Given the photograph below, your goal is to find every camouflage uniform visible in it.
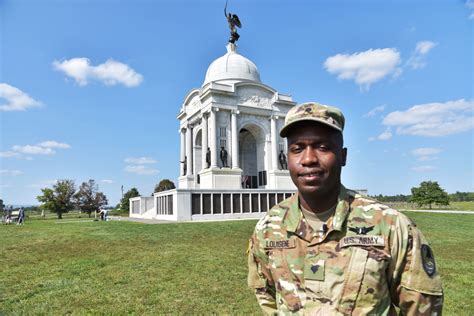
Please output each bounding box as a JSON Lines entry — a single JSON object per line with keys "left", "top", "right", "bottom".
{"left": 248, "top": 186, "right": 443, "bottom": 315}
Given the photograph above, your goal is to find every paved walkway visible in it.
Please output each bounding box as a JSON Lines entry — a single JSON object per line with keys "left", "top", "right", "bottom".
{"left": 110, "top": 216, "right": 173, "bottom": 224}
{"left": 402, "top": 209, "right": 474, "bottom": 214}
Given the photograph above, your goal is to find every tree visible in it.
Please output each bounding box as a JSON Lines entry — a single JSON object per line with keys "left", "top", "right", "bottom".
{"left": 119, "top": 188, "right": 140, "bottom": 212}
{"left": 74, "top": 179, "right": 108, "bottom": 218}
{"left": 410, "top": 181, "right": 450, "bottom": 209}
{"left": 37, "top": 179, "right": 76, "bottom": 219}
{"left": 154, "top": 179, "right": 176, "bottom": 194}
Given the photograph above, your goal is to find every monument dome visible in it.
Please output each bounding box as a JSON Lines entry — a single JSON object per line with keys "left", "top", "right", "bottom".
{"left": 203, "top": 44, "right": 261, "bottom": 86}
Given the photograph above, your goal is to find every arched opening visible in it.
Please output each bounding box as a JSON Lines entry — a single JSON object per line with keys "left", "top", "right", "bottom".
{"left": 239, "top": 124, "right": 266, "bottom": 189}
{"left": 194, "top": 129, "right": 202, "bottom": 185}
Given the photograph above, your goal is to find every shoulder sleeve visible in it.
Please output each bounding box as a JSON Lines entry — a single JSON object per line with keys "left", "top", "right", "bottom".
{"left": 389, "top": 213, "right": 443, "bottom": 315}
{"left": 247, "top": 221, "right": 278, "bottom": 315}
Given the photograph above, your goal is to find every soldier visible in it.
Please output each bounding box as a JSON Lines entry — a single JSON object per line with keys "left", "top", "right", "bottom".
{"left": 247, "top": 102, "right": 443, "bottom": 315}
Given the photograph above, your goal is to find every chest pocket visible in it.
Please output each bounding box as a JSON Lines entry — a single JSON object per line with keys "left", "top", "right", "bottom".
{"left": 337, "top": 246, "right": 390, "bottom": 314}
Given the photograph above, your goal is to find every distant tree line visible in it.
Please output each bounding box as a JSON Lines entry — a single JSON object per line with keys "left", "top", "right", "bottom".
{"left": 372, "top": 191, "right": 474, "bottom": 203}
{"left": 370, "top": 181, "right": 473, "bottom": 210}
{"left": 37, "top": 179, "right": 108, "bottom": 219}
{"left": 448, "top": 191, "right": 474, "bottom": 202}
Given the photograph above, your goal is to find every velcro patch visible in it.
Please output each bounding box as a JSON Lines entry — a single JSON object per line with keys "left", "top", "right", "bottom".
{"left": 340, "top": 235, "right": 385, "bottom": 248}
{"left": 421, "top": 244, "right": 436, "bottom": 277}
{"left": 265, "top": 239, "right": 296, "bottom": 249}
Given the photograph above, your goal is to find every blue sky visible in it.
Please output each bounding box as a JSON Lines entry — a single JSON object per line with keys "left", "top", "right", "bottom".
{"left": 1, "top": 0, "right": 473, "bottom": 206}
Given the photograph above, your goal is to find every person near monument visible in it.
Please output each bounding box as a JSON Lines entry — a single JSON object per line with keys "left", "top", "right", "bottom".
{"left": 279, "top": 149, "right": 287, "bottom": 170}
{"left": 206, "top": 147, "right": 211, "bottom": 168}
{"left": 220, "top": 146, "right": 228, "bottom": 168}
{"left": 17, "top": 207, "right": 25, "bottom": 225}
{"left": 247, "top": 102, "right": 443, "bottom": 314}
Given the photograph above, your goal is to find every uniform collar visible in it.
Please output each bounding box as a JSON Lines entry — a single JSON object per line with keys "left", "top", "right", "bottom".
{"left": 282, "top": 185, "right": 352, "bottom": 240}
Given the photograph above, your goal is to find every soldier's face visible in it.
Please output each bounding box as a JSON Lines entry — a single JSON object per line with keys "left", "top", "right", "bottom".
{"left": 287, "top": 122, "right": 346, "bottom": 198}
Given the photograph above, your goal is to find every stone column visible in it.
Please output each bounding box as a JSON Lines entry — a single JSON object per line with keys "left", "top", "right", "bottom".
{"left": 201, "top": 113, "right": 208, "bottom": 169}
{"left": 210, "top": 108, "right": 218, "bottom": 168}
{"left": 180, "top": 128, "right": 185, "bottom": 176}
{"left": 231, "top": 110, "right": 239, "bottom": 169}
{"left": 270, "top": 115, "right": 279, "bottom": 170}
{"left": 186, "top": 124, "right": 193, "bottom": 176}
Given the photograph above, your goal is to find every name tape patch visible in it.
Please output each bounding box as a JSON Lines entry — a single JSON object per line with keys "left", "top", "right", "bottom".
{"left": 265, "top": 239, "right": 296, "bottom": 249}
{"left": 340, "top": 235, "right": 385, "bottom": 248}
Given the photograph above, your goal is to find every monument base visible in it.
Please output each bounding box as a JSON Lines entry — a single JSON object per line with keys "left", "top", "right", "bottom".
{"left": 199, "top": 167, "right": 243, "bottom": 189}
{"left": 268, "top": 169, "right": 295, "bottom": 190}
{"left": 178, "top": 175, "right": 195, "bottom": 189}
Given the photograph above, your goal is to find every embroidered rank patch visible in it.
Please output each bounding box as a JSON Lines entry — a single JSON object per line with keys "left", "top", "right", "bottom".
{"left": 339, "top": 235, "right": 385, "bottom": 248}
{"left": 264, "top": 239, "right": 296, "bottom": 249}
{"left": 304, "top": 259, "right": 325, "bottom": 281}
{"left": 421, "top": 244, "right": 436, "bottom": 277}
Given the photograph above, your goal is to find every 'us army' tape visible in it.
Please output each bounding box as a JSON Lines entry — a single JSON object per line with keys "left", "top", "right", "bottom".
{"left": 339, "top": 235, "right": 385, "bottom": 248}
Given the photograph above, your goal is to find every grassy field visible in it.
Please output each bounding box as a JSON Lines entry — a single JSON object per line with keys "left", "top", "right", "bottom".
{"left": 1, "top": 213, "right": 473, "bottom": 315}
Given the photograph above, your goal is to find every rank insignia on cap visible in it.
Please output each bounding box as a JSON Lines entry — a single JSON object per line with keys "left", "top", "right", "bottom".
{"left": 421, "top": 244, "right": 436, "bottom": 277}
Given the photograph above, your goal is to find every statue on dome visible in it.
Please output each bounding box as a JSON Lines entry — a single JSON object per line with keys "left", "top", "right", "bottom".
{"left": 224, "top": 0, "right": 241, "bottom": 44}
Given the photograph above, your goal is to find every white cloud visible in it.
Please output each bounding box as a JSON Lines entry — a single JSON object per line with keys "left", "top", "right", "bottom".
{"left": 124, "top": 165, "right": 159, "bottom": 175}
{"left": 53, "top": 58, "right": 143, "bottom": 87}
{"left": 0, "top": 169, "right": 24, "bottom": 176}
{"left": 0, "top": 151, "right": 20, "bottom": 158}
{"left": 364, "top": 105, "right": 386, "bottom": 117}
{"left": 406, "top": 41, "right": 438, "bottom": 69}
{"left": 466, "top": 0, "right": 474, "bottom": 9}
{"left": 377, "top": 129, "right": 393, "bottom": 141}
{"left": 415, "top": 41, "right": 437, "bottom": 55}
{"left": 37, "top": 141, "right": 71, "bottom": 149}
{"left": 411, "top": 165, "right": 435, "bottom": 172}
{"left": 324, "top": 48, "right": 401, "bottom": 90}
{"left": 101, "top": 179, "right": 114, "bottom": 184}
{"left": 1, "top": 140, "right": 71, "bottom": 159}
{"left": 383, "top": 99, "right": 474, "bottom": 137}
{"left": 125, "top": 157, "right": 157, "bottom": 164}
{"left": 470, "top": 12, "right": 474, "bottom": 19}
{"left": 369, "top": 128, "right": 392, "bottom": 141}
{"left": 411, "top": 147, "right": 442, "bottom": 161}
{"left": 12, "top": 145, "right": 55, "bottom": 155}
{"left": 0, "top": 83, "right": 42, "bottom": 112}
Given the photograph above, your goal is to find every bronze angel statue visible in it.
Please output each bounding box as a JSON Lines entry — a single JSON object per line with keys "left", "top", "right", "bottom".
{"left": 224, "top": 0, "right": 241, "bottom": 43}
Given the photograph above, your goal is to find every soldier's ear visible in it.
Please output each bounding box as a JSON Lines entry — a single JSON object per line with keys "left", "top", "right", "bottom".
{"left": 341, "top": 148, "right": 347, "bottom": 166}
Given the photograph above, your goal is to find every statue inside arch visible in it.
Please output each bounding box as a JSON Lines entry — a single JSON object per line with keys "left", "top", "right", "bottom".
{"left": 220, "top": 146, "right": 229, "bottom": 168}
{"left": 279, "top": 150, "right": 288, "bottom": 170}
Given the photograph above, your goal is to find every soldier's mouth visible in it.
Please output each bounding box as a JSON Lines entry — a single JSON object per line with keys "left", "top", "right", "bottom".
{"left": 299, "top": 170, "right": 325, "bottom": 181}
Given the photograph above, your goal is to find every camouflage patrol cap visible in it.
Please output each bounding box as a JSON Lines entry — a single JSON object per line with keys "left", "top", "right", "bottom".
{"left": 280, "top": 102, "right": 345, "bottom": 137}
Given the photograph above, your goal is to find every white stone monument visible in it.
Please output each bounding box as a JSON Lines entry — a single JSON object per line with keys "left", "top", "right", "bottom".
{"left": 130, "top": 43, "right": 298, "bottom": 221}
{"left": 178, "top": 43, "right": 296, "bottom": 191}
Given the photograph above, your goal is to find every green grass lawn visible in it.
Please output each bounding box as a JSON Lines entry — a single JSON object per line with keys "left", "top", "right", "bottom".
{"left": 1, "top": 213, "right": 473, "bottom": 315}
